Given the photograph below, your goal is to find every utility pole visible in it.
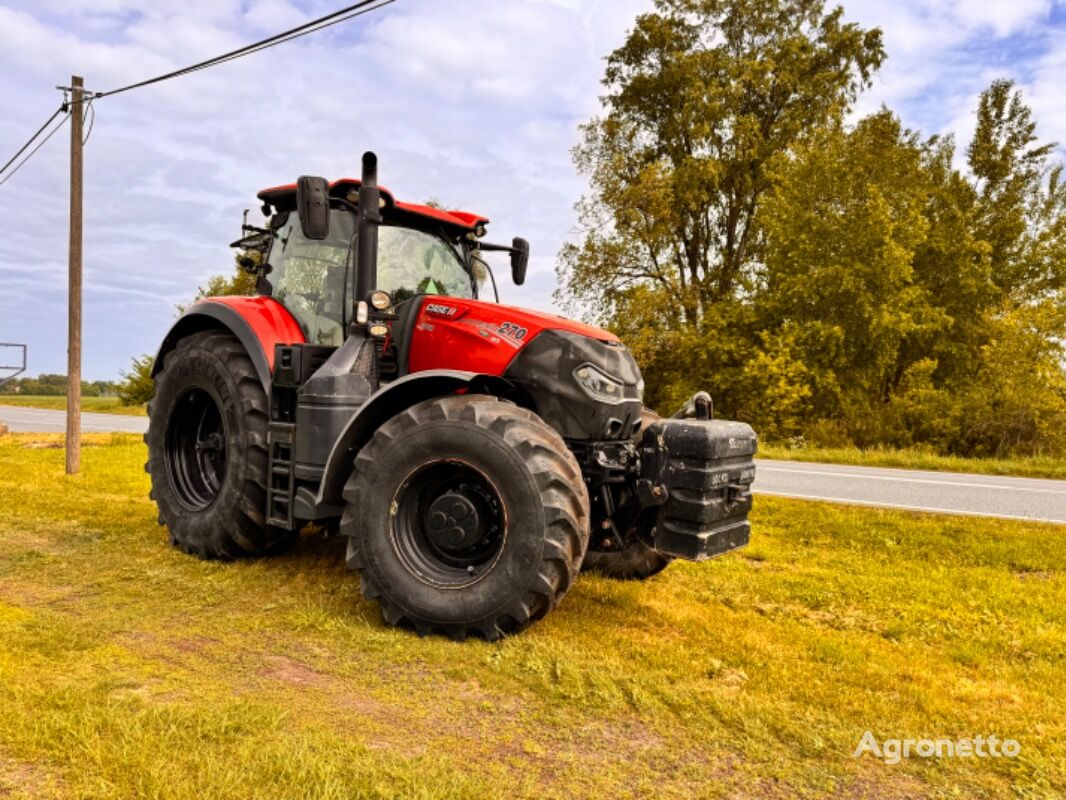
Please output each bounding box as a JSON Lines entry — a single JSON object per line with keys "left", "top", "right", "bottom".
{"left": 65, "top": 76, "right": 84, "bottom": 475}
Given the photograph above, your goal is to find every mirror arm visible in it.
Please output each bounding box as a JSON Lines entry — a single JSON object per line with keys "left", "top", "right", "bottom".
{"left": 476, "top": 241, "right": 519, "bottom": 254}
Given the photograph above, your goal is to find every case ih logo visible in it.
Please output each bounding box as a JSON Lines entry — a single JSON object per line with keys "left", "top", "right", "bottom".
{"left": 425, "top": 303, "right": 458, "bottom": 317}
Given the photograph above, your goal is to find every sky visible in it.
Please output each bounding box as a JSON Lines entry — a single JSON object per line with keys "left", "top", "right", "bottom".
{"left": 0, "top": 0, "right": 1064, "bottom": 380}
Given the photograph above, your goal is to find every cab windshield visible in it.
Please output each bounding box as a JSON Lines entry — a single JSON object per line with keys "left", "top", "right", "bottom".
{"left": 378, "top": 226, "right": 475, "bottom": 302}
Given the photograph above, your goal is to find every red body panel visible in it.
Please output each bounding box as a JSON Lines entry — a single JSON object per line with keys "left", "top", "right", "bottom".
{"left": 257, "top": 178, "right": 489, "bottom": 234}
{"left": 202, "top": 296, "right": 305, "bottom": 369}
{"left": 407, "top": 297, "right": 618, "bottom": 376}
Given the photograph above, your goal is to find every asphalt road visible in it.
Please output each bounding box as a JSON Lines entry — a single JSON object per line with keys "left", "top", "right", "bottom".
{"left": 754, "top": 460, "right": 1066, "bottom": 525}
{"left": 3, "top": 404, "right": 1064, "bottom": 524}
{"left": 0, "top": 405, "right": 149, "bottom": 434}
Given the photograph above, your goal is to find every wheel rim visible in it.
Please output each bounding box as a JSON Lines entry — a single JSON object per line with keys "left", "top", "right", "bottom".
{"left": 165, "top": 386, "right": 227, "bottom": 511}
{"left": 391, "top": 460, "right": 507, "bottom": 588}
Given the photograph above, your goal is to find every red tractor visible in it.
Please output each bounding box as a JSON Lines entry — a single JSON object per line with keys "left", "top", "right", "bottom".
{"left": 146, "top": 153, "right": 756, "bottom": 640}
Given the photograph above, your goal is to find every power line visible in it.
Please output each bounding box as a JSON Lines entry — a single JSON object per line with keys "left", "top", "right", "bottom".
{"left": 98, "top": 0, "right": 395, "bottom": 98}
{"left": 0, "top": 105, "right": 65, "bottom": 179}
{"left": 170, "top": 1, "right": 396, "bottom": 80}
{"left": 0, "top": 110, "right": 70, "bottom": 187}
{"left": 0, "top": 0, "right": 395, "bottom": 188}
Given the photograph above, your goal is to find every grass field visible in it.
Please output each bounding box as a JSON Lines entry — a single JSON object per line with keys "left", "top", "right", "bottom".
{"left": 0, "top": 433, "right": 1063, "bottom": 799}
{"left": 758, "top": 443, "right": 1066, "bottom": 481}
{"left": 0, "top": 396, "right": 146, "bottom": 416}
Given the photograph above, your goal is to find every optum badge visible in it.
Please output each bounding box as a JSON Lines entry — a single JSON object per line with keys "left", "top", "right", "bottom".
{"left": 853, "top": 731, "right": 1021, "bottom": 765}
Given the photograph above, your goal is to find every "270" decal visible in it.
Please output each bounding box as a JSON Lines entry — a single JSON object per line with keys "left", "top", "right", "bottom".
{"left": 498, "top": 322, "right": 528, "bottom": 341}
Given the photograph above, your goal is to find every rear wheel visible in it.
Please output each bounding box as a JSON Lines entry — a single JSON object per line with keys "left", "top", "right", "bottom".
{"left": 342, "top": 394, "right": 589, "bottom": 641}
{"left": 582, "top": 407, "right": 672, "bottom": 580}
{"left": 146, "top": 331, "right": 294, "bottom": 559}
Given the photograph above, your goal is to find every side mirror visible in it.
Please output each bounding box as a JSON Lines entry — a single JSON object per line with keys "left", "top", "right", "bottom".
{"left": 510, "top": 237, "right": 529, "bottom": 286}
{"left": 296, "top": 175, "right": 330, "bottom": 240}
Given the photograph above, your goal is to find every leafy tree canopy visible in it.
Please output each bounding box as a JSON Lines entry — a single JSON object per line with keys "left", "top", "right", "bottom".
{"left": 560, "top": 0, "right": 1066, "bottom": 457}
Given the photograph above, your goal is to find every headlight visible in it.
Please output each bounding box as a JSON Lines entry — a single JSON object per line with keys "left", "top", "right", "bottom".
{"left": 574, "top": 364, "right": 623, "bottom": 402}
{"left": 368, "top": 290, "right": 392, "bottom": 310}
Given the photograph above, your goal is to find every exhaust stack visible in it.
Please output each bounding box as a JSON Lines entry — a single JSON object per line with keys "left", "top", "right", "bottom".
{"left": 354, "top": 151, "right": 381, "bottom": 307}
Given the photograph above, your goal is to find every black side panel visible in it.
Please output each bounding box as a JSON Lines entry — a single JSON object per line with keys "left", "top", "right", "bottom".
{"left": 152, "top": 305, "right": 272, "bottom": 392}
{"left": 504, "top": 330, "right": 643, "bottom": 441}
{"left": 394, "top": 295, "right": 426, "bottom": 376}
{"left": 294, "top": 334, "right": 377, "bottom": 471}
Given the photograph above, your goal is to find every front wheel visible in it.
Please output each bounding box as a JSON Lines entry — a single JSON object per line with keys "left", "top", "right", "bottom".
{"left": 341, "top": 395, "right": 590, "bottom": 641}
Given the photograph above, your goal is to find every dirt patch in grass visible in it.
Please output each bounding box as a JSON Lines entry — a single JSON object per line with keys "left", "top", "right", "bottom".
{"left": 1013, "top": 569, "right": 1055, "bottom": 581}
{"left": 264, "top": 654, "right": 329, "bottom": 687}
{"left": 0, "top": 753, "right": 64, "bottom": 799}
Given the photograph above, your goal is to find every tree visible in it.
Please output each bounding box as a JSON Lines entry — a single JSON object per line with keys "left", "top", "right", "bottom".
{"left": 751, "top": 88, "right": 1066, "bottom": 454}
{"left": 0, "top": 374, "right": 119, "bottom": 397}
{"left": 557, "top": 0, "right": 884, "bottom": 416}
{"left": 179, "top": 250, "right": 258, "bottom": 312}
{"left": 562, "top": 5, "right": 1066, "bottom": 457}
{"left": 758, "top": 110, "right": 942, "bottom": 418}
{"left": 117, "top": 355, "right": 155, "bottom": 406}
{"left": 559, "top": 0, "right": 884, "bottom": 318}
{"left": 968, "top": 79, "right": 1065, "bottom": 299}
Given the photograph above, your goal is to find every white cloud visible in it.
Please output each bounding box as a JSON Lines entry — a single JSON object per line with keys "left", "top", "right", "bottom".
{"left": 845, "top": 0, "right": 1065, "bottom": 168}
{"left": 949, "top": 0, "right": 1053, "bottom": 36}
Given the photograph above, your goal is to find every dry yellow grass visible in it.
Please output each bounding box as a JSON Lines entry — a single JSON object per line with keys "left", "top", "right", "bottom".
{"left": 0, "top": 432, "right": 1063, "bottom": 798}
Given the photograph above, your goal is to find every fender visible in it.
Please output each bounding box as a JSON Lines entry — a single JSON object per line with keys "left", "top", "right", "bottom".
{"left": 152, "top": 297, "right": 305, "bottom": 391}
{"left": 316, "top": 369, "right": 521, "bottom": 507}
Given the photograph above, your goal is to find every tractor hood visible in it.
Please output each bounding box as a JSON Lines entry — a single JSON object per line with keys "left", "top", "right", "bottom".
{"left": 406, "top": 296, "right": 621, "bottom": 377}
{"left": 488, "top": 302, "right": 619, "bottom": 343}
{"left": 457, "top": 299, "right": 620, "bottom": 344}
{"left": 404, "top": 296, "right": 641, "bottom": 441}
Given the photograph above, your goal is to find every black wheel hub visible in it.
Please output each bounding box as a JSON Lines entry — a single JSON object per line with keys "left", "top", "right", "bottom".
{"left": 425, "top": 492, "right": 484, "bottom": 552}
{"left": 165, "top": 387, "right": 227, "bottom": 511}
{"left": 392, "top": 461, "right": 506, "bottom": 587}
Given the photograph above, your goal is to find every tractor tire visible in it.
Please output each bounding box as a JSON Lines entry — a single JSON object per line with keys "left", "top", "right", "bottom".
{"left": 146, "top": 330, "right": 294, "bottom": 560}
{"left": 341, "top": 394, "right": 589, "bottom": 641}
{"left": 582, "top": 407, "right": 672, "bottom": 580}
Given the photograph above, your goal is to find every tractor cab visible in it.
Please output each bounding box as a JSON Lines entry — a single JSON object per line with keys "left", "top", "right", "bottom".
{"left": 242, "top": 177, "right": 520, "bottom": 349}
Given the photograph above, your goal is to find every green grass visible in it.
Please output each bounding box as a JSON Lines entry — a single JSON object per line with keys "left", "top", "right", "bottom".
{"left": 0, "top": 433, "right": 1063, "bottom": 799}
{"left": 759, "top": 442, "right": 1066, "bottom": 481}
{"left": 0, "top": 395, "right": 146, "bottom": 416}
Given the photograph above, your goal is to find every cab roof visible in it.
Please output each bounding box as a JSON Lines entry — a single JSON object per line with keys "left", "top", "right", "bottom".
{"left": 257, "top": 178, "right": 489, "bottom": 235}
